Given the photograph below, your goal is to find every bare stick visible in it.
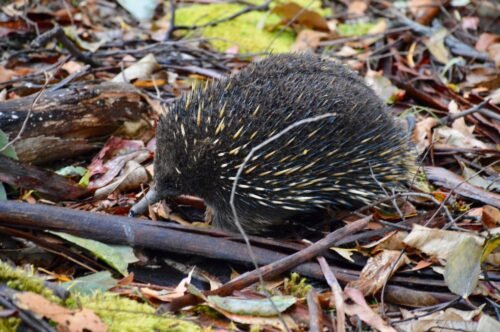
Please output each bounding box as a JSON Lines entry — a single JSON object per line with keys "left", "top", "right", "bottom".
{"left": 31, "top": 25, "right": 99, "bottom": 66}
{"left": 307, "top": 289, "right": 323, "bottom": 332}
{"left": 318, "top": 256, "right": 346, "bottom": 332}
{"left": 441, "top": 99, "right": 499, "bottom": 123}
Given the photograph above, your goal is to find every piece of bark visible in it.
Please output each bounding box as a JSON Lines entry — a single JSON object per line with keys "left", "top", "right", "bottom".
{"left": 0, "top": 82, "right": 149, "bottom": 164}
{"left": 0, "top": 154, "right": 87, "bottom": 200}
{"left": 425, "top": 166, "right": 500, "bottom": 208}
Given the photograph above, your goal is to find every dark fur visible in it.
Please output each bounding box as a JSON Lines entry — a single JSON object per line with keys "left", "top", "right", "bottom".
{"left": 155, "top": 54, "right": 412, "bottom": 233}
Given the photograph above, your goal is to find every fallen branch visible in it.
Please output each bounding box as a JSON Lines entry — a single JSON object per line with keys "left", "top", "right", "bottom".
{"left": 0, "top": 155, "right": 87, "bottom": 200}
{"left": 0, "top": 82, "right": 149, "bottom": 164}
{"left": 0, "top": 201, "right": 458, "bottom": 310}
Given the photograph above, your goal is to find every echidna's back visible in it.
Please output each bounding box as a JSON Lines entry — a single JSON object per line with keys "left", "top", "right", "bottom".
{"left": 158, "top": 54, "right": 412, "bottom": 232}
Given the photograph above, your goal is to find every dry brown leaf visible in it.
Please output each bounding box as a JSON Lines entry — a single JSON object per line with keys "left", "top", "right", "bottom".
{"left": 448, "top": 100, "right": 474, "bottom": 136}
{"left": 272, "top": 3, "right": 329, "bottom": 31}
{"left": 487, "top": 43, "right": 500, "bottom": 68}
{"left": 291, "top": 29, "right": 328, "bottom": 53}
{"left": 482, "top": 205, "right": 500, "bottom": 228}
{"left": 398, "top": 306, "right": 490, "bottom": 331}
{"left": 348, "top": 1, "right": 367, "bottom": 16}
{"left": 475, "top": 33, "right": 500, "bottom": 52}
{"left": 423, "top": 28, "right": 450, "bottom": 64}
{"left": 461, "top": 16, "right": 480, "bottom": 31}
{"left": 112, "top": 53, "right": 159, "bottom": 83}
{"left": 347, "top": 250, "right": 410, "bottom": 295}
{"left": 61, "top": 61, "right": 85, "bottom": 75}
{"left": 15, "top": 292, "right": 107, "bottom": 332}
{"left": 403, "top": 224, "right": 485, "bottom": 261}
{"left": 0, "top": 66, "right": 17, "bottom": 83}
{"left": 409, "top": 0, "right": 440, "bottom": 25}
{"left": 412, "top": 117, "right": 439, "bottom": 154}
{"left": 343, "top": 288, "right": 396, "bottom": 332}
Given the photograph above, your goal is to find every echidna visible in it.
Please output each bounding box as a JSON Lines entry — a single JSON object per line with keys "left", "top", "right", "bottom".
{"left": 131, "top": 54, "right": 414, "bottom": 233}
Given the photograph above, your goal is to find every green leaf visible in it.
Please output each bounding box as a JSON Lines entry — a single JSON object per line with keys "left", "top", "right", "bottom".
{"left": 0, "top": 129, "right": 17, "bottom": 160}
{"left": 207, "top": 295, "right": 296, "bottom": 317}
{"left": 62, "top": 271, "right": 117, "bottom": 295}
{"left": 51, "top": 232, "right": 138, "bottom": 276}
{"left": 444, "top": 237, "right": 482, "bottom": 298}
{"left": 56, "top": 166, "right": 87, "bottom": 177}
{"left": 482, "top": 235, "right": 500, "bottom": 263}
{"left": 0, "top": 183, "right": 6, "bottom": 200}
{"left": 78, "top": 170, "right": 91, "bottom": 187}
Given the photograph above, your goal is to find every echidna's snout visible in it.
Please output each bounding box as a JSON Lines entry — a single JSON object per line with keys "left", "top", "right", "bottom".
{"left": 128, "top": 185, "right": 178, "bottom": 217}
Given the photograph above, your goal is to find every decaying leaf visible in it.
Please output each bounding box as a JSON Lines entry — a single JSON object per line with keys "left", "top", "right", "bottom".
{"left": 409, "top": 0, "right": 441, "bottom": 25}
{"left": 412, "top": 117, "right": 439, "bottom": 154}
{"left": 347, "top": 250, "right": 410, "bottom": 295}
{"left": 112, "top": 53, "right": 160, "bottom": 83}
{"left": 347, "top": 1, "right": 367, "bottom": 17}
{"left": 397, "top": 306, "right": 494, "bottom": 332}
{"left": 272, "top": 2, "right": 329, "bottom": 31}
{"left": 205, "top": 295, "right": 297, "bottom": 330}
{"left": 364, "top": 70, "right": 404, "bottom": 104}
{"left": 343, "top": 288, "right": 396, "bottom": 332}
{"left": 423, "top": 29, "right": 450, "bottom": 64}
{"left": 16, "top": 292, "right": 107, "bottom": 332}
{"left": 403, "top": 224, "right": 485, "bottom": 261}
{"left": 207, "top": 295, "right": 296, "bottom": 317}
{"left": 444, "top": 237, "right": 483, "bottom": 297}
{"left": 291, "top": 29, "right": 328, "bottom": 53}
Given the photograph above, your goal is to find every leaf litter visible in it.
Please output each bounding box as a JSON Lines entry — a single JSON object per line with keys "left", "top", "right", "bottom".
{"left": 0, "top": 0, "right": 499, "bottom": 331}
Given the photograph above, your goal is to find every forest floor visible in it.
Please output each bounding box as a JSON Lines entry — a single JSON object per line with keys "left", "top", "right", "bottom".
{"left": 0, "top": 0, "right": 499, "bottom": 331}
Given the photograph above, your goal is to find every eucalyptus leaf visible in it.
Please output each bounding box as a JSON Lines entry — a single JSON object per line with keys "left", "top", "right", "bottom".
{"left": 62, "top": 271, "right": 117, "bottom": 295}
{"left": 0, "top": 183, "right": 6, "bottom": 200}
{"left": 52, "top": 232, "right": 138, "bottom": 276}
{"left": 207, "top": 295, "right": 296, "bottom": 317}
{"left": 0, "top": 129, "right": 17, "bottom": 160}
{"left": 444, "top": 237, "right": 482, "bottom": 297}
{"left": 56, "top": 166, "right": 87, "bottom": 177}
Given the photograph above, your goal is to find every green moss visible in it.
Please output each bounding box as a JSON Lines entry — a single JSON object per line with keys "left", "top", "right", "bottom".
{"left": 174, "top": 0, "right": 330, "bottom": 53}
{"left": 0, "top": 316, "right": 19, "bottom": 332}
{"left": 283, "top": 273, "right": 312, "bottom": 298}
{"left": 0, "top": 261, "right": 200, "bottom": 331}
{"left": 76, "top": 293, "right": 201, "bottom": 332}
{"left": 338, "top": 22, "right": 376, "bottom": 36}
{"left": 0, "top": 261, "right": 61, "bottom": 330}
{"left": 0, "top": 261, "right": 61, "bottom": 304}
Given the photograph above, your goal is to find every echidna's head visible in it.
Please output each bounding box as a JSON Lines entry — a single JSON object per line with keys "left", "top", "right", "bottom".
{"left": 153, "top": 101, "right": 218, "bottom": 201}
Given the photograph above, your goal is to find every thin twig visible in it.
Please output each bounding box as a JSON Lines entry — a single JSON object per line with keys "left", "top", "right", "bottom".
{"left": 318, "top": 256, "right": 345, "bottom": 332}
{"left": 31, "top": 25, "right": 99, "bottom": 66}
{"left": 442, "top": 99, "right": 498, "bottom": 123}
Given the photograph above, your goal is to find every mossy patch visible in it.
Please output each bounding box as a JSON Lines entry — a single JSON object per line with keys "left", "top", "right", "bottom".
{"left": 0, "top": 260, "right": 61, "bottom": 304}
{"left": 75, "top": 293, "right": 202, "bottom": 332}
{"left": 0, "top": 261, "right": 200, "bottom": 331}
{"left": 174, "top": 0, "right": 331, "bottom": 53}
{"left": 338, "top": 22, "right": 376, "bottom": 36}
